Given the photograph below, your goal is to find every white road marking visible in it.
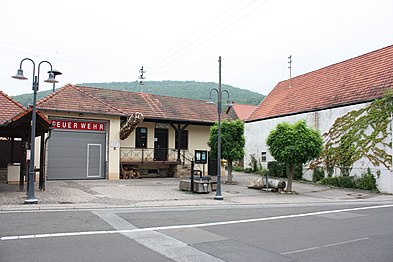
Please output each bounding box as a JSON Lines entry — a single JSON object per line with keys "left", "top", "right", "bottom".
{"left": 93, "top": 210, "right": 225, "bottom": 262}
{"left": 91, "top": 211, "right": 138, "bottom": 230}
{"left": 281, "top": 237, "right": 370, "bottom": 255}
{"left": 1, "top": 204, "right": 392, "bottom": 241}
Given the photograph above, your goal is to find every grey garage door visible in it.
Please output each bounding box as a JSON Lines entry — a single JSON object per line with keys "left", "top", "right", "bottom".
{"left": 47, "top": 130, "right": 106, "bottom": 180}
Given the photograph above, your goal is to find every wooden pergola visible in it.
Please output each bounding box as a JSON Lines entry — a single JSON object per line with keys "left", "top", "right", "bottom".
{"left": 0, "top": 108, "right": 51, "bottom": 190}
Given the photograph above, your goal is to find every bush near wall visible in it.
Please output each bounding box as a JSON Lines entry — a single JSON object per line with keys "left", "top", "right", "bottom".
{"left": 320, "top": 169, "right": 378, "bottom": 191}
{"left": 267, "top": 161, "right": 302, "bottom": 180}
{"left": 267, "top": 161, "right": 286, "bottom": 177}
{"left": 233, "top": 165, "right": 244, "bottom": 172}
{"left": 312, "top": 168, "right": 325, "bottom": 182}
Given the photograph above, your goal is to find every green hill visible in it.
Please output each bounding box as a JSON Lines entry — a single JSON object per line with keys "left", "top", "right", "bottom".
{"left": 13, "top": 81, "right": 264, "bottom": 107}
{"left": 13, "top": 89, "right": 54, "bottom": 107}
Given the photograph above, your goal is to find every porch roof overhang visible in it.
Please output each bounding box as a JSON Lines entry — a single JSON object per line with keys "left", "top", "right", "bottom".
{"left": 142, "top": 117, "right": 215, "bottom": 126}
{"left": 0, "top": 109, "right": 52, "bottom": 138}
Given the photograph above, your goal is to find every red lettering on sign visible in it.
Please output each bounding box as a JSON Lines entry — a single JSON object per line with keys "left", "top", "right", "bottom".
{"left": 51, "top": 120, "right": 105, "bottom": 131}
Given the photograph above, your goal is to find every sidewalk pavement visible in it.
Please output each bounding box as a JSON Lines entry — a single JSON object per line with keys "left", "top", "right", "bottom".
{"left": 1, "top": 172, "right": 392, "bottom": 211}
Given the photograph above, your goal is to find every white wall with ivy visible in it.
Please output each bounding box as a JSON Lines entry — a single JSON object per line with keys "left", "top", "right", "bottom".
{"left": 245, "top": 101, "right": 393, "bottom": 194}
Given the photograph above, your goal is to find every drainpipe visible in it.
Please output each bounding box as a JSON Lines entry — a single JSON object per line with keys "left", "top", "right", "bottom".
{"left": 42, "top": 129, "right": 52, "bottom": 191}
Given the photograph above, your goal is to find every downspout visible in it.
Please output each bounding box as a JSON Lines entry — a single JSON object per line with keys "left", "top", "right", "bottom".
{"left": 42, "top": 129, "right": 52, "bottom": 191}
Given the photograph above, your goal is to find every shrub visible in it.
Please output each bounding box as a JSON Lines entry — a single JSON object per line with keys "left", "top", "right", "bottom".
{"left": 249, "top": 154, "right": 259, "bottom": 172}
{"left": 355, "top": 174, "right": 377, "bottom": 190}
{"left": 233, "top": 165, "right": 244, "bottom": 172}
{"left": 267, "top": 161, "right": 286, "bottom": 177}
{"left": 312, "top": 168, "right": 325, "bottom": 182}
{"left": 320, "top": 169, "right": 378, "bottom": 191}
{"left": 293, "top": 163, "right": 303, "bottom": 180}
{"left": 355, "top": 168, "right": 378, "bottom": 191}
{"left": 320, "top": 176, "right": 355, "bottom": 188}
{"left": 338, "top": 176, "right": 356, "bottom": 188}
{"left": 255, "top": 166, "right": 268, "bottom": 177}
{"left": 267, "top": 161, "right": 303, "bottom": 180}
{"left": 244, "top": 167, "right": 253, "bottom": 173}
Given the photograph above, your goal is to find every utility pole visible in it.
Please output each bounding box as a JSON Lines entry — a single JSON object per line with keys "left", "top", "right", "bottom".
{"left": 139, "top": 66, "right": 146, "bottom": 93}
{"left": 215, "top": 56, "right": 223, "bottom": 200}
{"left": 288, "top": 55, "right": 292, "bottom": 87}
{"left": 206, "top": 56, "right": 232, "bottom": 200}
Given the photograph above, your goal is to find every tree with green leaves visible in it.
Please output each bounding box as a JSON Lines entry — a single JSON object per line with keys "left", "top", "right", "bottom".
{"left": 266, "top": 120, "right": 323, "bottom": 192}
{"left": 208, "top": 119, "right": 245, "bottom": 183}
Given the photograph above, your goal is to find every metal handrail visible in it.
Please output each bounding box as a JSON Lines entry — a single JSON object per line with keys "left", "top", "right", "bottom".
{"left": 120, "top": 147, "right": 204, "bottom": 171}
{"left": 120, "top": 147, "right": 179, "bottom": 163}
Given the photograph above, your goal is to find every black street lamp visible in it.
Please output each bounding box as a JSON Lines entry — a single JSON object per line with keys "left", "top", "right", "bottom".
{"left": 207, "top": 56, "right": 232, "bottom": 200}
{"left": 12, "top": 58, "right": 61, "bottom": 204}
{"left": 48, "top": 69, "right": 62, "bottom": 92}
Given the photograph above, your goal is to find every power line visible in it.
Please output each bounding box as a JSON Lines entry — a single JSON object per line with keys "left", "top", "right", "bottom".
{"left": 146, "top": 0, "right": 246, "bottom": 70}
{"left": 2, "top": 0, "right": 273, "bottom": 82}
{"left": 147, "top": 0, "right": 271, "bottom": 77}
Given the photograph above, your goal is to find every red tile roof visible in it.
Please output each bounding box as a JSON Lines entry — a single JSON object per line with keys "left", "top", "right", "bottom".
{"left": 0, "top": 90, "right": 26, "bottom": 125}
{"left": 228, "top": 103, "right": 257, "bottom": 121}
{"left": 0, "top": 90, "right": 51, "bottom": 137}
{"left": 247, "top": 44, "right": 393, "bottom": 122}
{"left": 37, "top": 84, "right": 231, "bottom": 124}
{"left": 37, "top": 84, "right": 124, "bottom": 116}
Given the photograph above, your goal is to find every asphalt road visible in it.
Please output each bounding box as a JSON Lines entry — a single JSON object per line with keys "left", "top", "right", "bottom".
{"left": 1, "top": 202, "right": 392, "bottom": 262}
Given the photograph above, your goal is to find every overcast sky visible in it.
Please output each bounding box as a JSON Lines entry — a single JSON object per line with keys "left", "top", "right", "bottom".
{"left": 1, "top": 0, "right": 392, "bottom": 97}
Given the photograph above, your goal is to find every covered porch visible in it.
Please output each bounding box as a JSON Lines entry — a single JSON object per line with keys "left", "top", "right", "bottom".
{"left": 0, "top": 109, "right": 51, "bottom": 189}
{"left": 119, "top": 147, "right": 196, "bottom": 178}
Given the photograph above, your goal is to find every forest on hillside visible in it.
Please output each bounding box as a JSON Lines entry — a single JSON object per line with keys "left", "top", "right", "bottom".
{"left": 13, "top": 80, "right": 264, "bottom": 106}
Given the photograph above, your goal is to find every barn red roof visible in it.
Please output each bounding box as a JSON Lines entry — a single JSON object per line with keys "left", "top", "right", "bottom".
{"left": 247, "top": 44, "right": 393, "bottom": 122}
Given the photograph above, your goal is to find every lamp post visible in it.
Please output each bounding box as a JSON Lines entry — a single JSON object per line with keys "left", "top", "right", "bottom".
{"left": 48, "top": 69, "right": 62, "bottom": 92}
{"left": 207, "top": 56, "right": 232, "bottom": 200}
{"left": 12, "top": 58, "right": 61, "bottom": 204}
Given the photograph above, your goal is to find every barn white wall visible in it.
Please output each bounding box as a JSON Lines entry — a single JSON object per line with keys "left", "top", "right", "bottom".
{"left": 245, "top": 102, "right": 393, "bottom": 194}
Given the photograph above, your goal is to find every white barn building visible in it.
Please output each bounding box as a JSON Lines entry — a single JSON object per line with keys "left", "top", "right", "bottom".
{"left": 245, "top": 45, "right": 393, "bottom": 194}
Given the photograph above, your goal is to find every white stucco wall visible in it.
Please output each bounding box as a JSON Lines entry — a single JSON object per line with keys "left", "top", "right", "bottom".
{"left": 107, "top": 116, "right": 121, "bottom": 180}
{"left": 245, "top": 102, "right": 393, "bottom": 194}
{"left": 121, "top": 122, "right": 156, "bottom": 148}
{"left": 187, "top": 125, "right": 211, "bottom": 153}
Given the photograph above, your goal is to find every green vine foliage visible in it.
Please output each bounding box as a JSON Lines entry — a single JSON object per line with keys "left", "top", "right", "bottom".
{"left": 321, "top": 90, "right": 393, "bottom": 172}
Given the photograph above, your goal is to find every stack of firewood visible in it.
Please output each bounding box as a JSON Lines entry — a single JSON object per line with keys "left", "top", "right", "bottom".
{"left": 121, "top": 167, "right": 141, "bottom": 179}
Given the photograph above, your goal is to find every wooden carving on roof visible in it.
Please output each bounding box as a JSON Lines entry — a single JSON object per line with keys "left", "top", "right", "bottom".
{"left": 120, "top": 112, "right": 144, "bottom": 140}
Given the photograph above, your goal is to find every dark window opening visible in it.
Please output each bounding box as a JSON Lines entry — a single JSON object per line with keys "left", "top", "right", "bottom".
{"left": 175, "top": 130, "right": 188, "bottom": 150}
{"left": 261, "top": 151, "right": 267, "bottom": 162}
{"left": 135, "top": 127, "right": 147, "bottom": 148}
